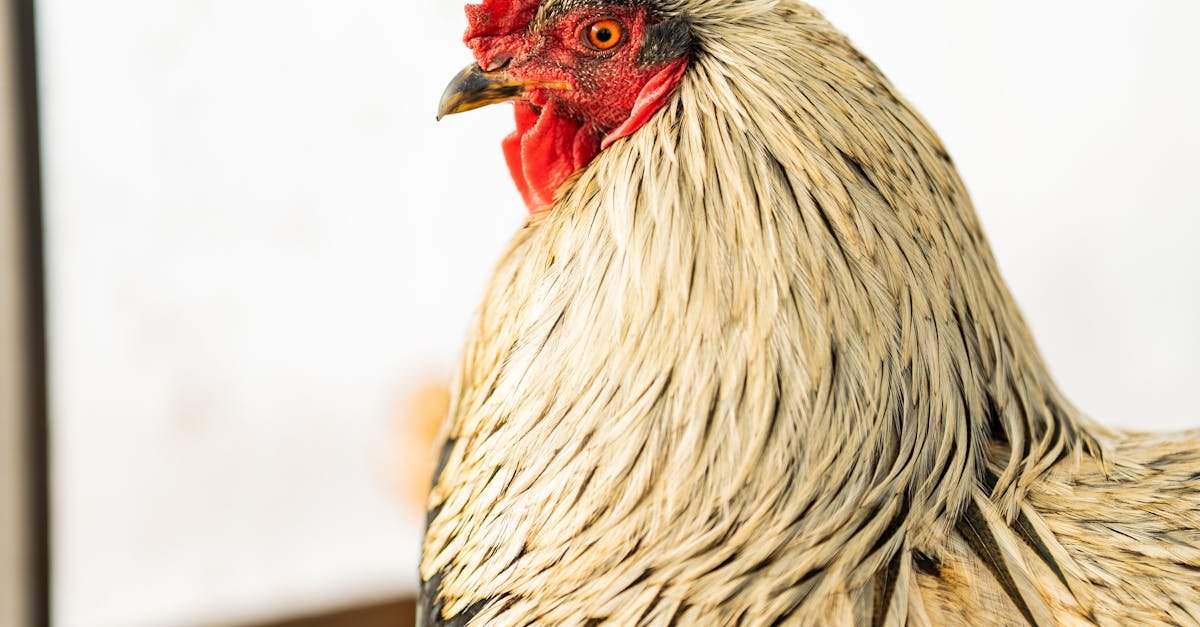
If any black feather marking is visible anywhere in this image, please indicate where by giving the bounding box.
[701,390,720,443]
[667,603,691,626]
[622,567,656,593]
[787,496,818,528]
[793,566,826,588]
[768,569,823,627]
[638,18,693,66]
[635,594,665,624]
[1013,510,1070,589]
[867,495,910,559]
[871,550,903,627]
[417,573,440,626]
[838,149,882,198]
[808,190,854,267]
[432,439,455,487]
[425,504,443,536]
[760,372,784,455]
[418,573,497,627]
[912,549,941,577]
[567,466,598,509]
[980,470,999,496]
[728,551,777,589]
[985,390,1008,444]
[837,504,881,546]
[424,439,458,530]
[1007,374,1035,467]
[701,551,740,577]
[956,499,1038,626]
[685,257,698,305]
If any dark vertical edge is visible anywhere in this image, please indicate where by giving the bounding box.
[12,0,51,623]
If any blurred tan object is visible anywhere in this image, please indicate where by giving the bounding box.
[1,1,38,624]
[395,382,450,510]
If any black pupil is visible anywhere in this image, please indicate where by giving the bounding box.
[595,27,613,43]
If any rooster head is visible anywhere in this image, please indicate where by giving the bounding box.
[438,0,692,213]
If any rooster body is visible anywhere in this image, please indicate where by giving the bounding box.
[421,1,1200,624]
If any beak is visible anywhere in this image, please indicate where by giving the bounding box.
[437,63,570,120]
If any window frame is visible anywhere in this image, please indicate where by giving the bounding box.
[2,0,50,624]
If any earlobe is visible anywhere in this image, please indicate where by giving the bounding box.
[602,58,689,149]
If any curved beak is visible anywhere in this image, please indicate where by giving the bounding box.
[437,63,571,121]
[437,64,525,120]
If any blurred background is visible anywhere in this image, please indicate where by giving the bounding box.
[2,0,1198,625]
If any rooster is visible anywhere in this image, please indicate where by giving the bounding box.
[422,0,1200,624]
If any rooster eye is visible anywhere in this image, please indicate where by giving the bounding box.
[584,19,624,51]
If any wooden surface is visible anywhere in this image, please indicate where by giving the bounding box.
[257,598,417,627]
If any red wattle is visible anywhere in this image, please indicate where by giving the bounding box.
[502,104,541,212]
[504,102,601,214]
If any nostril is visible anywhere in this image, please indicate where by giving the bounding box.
[484,53,513,72]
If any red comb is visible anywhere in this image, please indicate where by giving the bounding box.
[464,0,540,42]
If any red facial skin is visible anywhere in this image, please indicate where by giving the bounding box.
[464,1,689,213]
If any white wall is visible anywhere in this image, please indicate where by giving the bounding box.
[37,1,1199,626]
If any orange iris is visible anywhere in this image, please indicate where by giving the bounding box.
[586,19,623,51]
